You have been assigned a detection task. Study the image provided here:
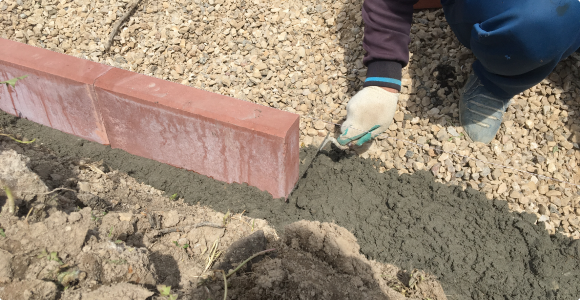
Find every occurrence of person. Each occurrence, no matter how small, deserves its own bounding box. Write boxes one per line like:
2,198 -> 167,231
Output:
337,0 -> 580,146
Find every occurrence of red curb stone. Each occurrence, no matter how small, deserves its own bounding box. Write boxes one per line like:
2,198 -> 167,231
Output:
95,68 -> 299,199
0,38 -> 110,144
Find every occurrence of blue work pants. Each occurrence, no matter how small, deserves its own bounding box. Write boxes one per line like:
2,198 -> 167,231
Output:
442,0 -> 580,98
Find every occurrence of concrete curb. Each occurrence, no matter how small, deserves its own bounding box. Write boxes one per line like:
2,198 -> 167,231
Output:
0,38 -> 299,199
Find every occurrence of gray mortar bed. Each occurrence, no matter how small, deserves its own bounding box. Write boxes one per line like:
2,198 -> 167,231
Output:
1,111 -> 579,299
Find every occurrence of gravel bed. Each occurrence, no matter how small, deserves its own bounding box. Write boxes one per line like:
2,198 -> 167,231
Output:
1,0 -> 579,238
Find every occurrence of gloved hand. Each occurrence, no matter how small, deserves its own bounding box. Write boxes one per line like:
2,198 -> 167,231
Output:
337,86 -> 399,146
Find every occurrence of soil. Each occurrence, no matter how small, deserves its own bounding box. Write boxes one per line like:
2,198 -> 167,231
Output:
0,111 -> 446,300
290,150 -> 580,300
0,111 -> 579,299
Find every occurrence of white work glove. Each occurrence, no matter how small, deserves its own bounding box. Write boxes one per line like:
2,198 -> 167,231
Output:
337,86 -> 399,146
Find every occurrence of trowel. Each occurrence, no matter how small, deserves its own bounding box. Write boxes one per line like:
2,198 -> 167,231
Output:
287,132 -> 348,200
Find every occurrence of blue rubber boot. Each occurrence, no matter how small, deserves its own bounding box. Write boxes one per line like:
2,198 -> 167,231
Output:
459,73 -> 512,144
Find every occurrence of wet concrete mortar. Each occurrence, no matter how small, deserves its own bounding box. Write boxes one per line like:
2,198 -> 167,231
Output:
1,111 -> 579,299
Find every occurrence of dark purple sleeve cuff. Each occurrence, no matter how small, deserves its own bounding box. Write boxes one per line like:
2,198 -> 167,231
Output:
363,60 -> 403,91
362,0 -> 416,67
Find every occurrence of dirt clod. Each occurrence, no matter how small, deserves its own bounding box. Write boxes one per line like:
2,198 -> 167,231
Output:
214,229 -> 268,273
193,220 -> 445,300
161,210 -> 180,228
0,150 -> 48,197
0,249 -> 13,283
63,282 -> 154,300
0,279 -> 58,300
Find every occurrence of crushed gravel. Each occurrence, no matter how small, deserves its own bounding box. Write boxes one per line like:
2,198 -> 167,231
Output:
1,0 -> 579,238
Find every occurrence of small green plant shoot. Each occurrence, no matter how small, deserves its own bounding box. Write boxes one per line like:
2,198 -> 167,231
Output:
222,210 -> 231,227
4,186 -> 15,215
38,249 -> 63,264
157,285 -> 178,300
1,75 -> 28,88
109,259 -> 127,265
0,133 -> 35,144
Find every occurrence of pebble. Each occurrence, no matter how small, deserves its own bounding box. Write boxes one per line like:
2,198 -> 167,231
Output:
525,120 -> 534,129
430,164 -> 441,176
413,162 -> 424,170
314,120 -> 326,130
398,148 -> 407,158
394,111 -> 405,122
319,83 -> 330,95
442,142 -> 456,152
491,169 -> 502,180
447,126 -> 459,137
427,107 -> 440,116
497,183 -> 507,194
562,141 -> 574,150
503,143 -> 514,152
278,32 -> 287,41
549,204 -> 559,214
252,68 -> 262,78
436,129 -> 448,141
481,167 -> 491,177
538,215 -> 550,222
539,204 -> 549,216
